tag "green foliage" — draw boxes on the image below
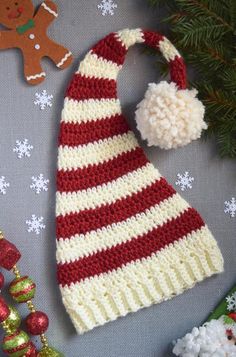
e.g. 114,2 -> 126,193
147,0 -> 236,158
224,315 -> 235,325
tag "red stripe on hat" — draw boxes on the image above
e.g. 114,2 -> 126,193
92,32 -> 127,66
142,30 -> 164,49
57,147 -> 148,193
57,207 -> 204,286
56,178 -> 176,239
66,74 -> 117,101
170,56 -> 187,90
59,114 -> 130,147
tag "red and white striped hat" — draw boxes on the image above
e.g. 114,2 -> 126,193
56,29 -> 223,334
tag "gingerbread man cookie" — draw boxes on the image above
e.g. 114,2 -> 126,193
0,0 -> 73,85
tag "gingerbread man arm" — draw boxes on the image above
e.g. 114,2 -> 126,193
0,31 -> 16,50
34,0 -> 58,29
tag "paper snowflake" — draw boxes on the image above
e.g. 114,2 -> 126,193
0,176 -> 10,195
226,292 -> 236,311
30,174 -> 49,194
13,139 -> 33,159
26,215 -> 45,235
224,197 -> 236,218
34,90 -> 53,110
98,0 -> 117,16
175,171 -> 194,191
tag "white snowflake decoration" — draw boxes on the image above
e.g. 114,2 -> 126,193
26,215 -> 45,235
13,139 -> 33,159
226,292 -> 236,312
30,174 -> 49,194
34,90 -> 53,110
98,0 -> 117,16
224,197 -> 236,218
175,171 -> 194,191
0,176 -> 10,195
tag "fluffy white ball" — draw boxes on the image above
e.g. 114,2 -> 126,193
135,81 -> 207,149
172,319 -> 236,357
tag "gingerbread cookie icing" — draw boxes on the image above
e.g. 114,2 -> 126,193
0,0 -> 73,85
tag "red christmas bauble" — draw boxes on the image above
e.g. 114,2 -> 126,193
0,295 -> 10,322
228,312 -> 236,321
24,342 -> 38,357
25,311 -> 49,335
0,238 -> 21,270
0,272 -> 4,289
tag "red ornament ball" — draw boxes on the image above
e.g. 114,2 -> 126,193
0,272 -> 4,289
228,312 -> 236,321
2,329 -> 30,356
9,276 -> 36,303
24,342 -> 38,357
0,296 -> 10,323
0,238 -> 21,270
25,311 -> 49,335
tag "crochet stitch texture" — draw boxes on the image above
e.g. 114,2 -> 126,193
56,28 -> 224,334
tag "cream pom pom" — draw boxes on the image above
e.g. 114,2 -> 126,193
135,81 -> 207,149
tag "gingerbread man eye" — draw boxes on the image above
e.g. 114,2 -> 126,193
6,6 -> 10,10
15,2 -> 18,5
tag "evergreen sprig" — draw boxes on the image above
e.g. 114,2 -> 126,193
148,0 -> 236,158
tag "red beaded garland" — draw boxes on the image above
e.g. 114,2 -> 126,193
0,233 -> 61,356
25,311 -> 49,335
0,272 -> 4,289
0,295 -> 10,322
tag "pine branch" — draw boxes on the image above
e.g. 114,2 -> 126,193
229,0 -> 236,28
175,0 -> 233,31
187,44 -> 235,77
148,0 -> 236,158
171,17 -> 230,48
203,87 -> 236,118
220,69 -> 236,92
217,129 -> 236,158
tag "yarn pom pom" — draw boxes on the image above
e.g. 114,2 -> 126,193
135,81 -> 207,149
172,319 -> 236,357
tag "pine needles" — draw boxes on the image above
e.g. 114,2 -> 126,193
148,0 -> 236,158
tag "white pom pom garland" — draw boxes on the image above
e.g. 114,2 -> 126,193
173,319 -> 236,357
135,81 -> 207,149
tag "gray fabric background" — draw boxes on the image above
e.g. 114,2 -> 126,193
0,1 -> 235,356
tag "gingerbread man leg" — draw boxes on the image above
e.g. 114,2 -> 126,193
46,41 -> 73,70
23,55 -> 46,85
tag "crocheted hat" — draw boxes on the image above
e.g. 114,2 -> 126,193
56,28 -> 224,334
